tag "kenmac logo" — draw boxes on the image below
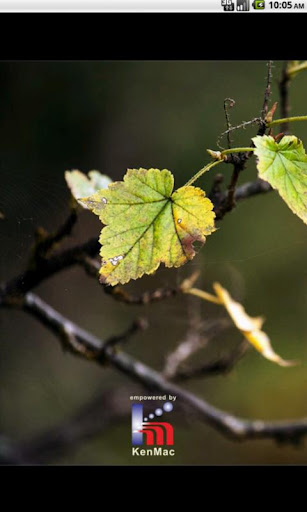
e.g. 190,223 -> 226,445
131,401 -> 175,456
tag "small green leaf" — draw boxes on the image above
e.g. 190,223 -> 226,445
252,135 -> 307,224
65,170 -> 112,208
80,168 -> 215,285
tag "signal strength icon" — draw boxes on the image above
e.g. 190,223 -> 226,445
237,0 -> 250,9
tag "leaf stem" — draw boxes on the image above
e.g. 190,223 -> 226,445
221,147 -> 255,156
186,287 -> 222,305
184,159 -> 224,187
267,115 -> 307,128
185,147 -> 257,187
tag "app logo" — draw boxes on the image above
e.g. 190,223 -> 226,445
221,0 -> 235,10
131,402 -> 174,446
236,0 -> 250,10
252,0 -> 265,7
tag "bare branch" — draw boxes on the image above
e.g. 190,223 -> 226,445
173,339 -> 249,381
279,61 -> 291,133
224,98 -> 236,149
8,291 -> 307,445
163,317 -> 231,380
261,61 -> 274,121
234,178 -> 272,202
216,117 -> 261,150
257,60 -> 273,136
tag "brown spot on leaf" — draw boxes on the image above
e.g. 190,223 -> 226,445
181,232 -> 205,259
99,273 -> 110,285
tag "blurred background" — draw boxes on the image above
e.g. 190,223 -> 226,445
0,61 -> 306,464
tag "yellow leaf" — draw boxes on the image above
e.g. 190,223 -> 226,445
213,282 -> 295,367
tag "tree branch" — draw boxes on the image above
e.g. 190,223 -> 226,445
7,291 -> 307,446
279,61 -> 290,133
215,158 -> 247,219
257,60 -> 273,136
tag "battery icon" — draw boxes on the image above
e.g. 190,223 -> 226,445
252,0 -> 265,7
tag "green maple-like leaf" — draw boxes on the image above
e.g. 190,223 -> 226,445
65,170 -> 112,208
80,168 -> 216,285
252,135 -> 307,224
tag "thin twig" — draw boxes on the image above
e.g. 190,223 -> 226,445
224,98 -> 236,149
216,118 -> 261,150
257,60 -> 273,136
81,257 -> 199,305
215,60 -> 273,216
104,283 -> 180,305
279,61 -> 290,132
261,60 -> 273,121
212,62 -> 274,219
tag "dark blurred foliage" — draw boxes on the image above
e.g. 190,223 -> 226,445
0,61 -> 306,464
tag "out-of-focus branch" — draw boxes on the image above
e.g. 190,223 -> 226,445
31,208 -> 78,263
173,339 -> 249,382
163,317 -> 231,380
0,236 -> 197,310
234,178 -> 272,202
0,236 -> 100,307
0,387 -> 136,464
7,291 -> 307,446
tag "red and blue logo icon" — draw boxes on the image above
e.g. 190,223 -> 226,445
131,402 -> 174,446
